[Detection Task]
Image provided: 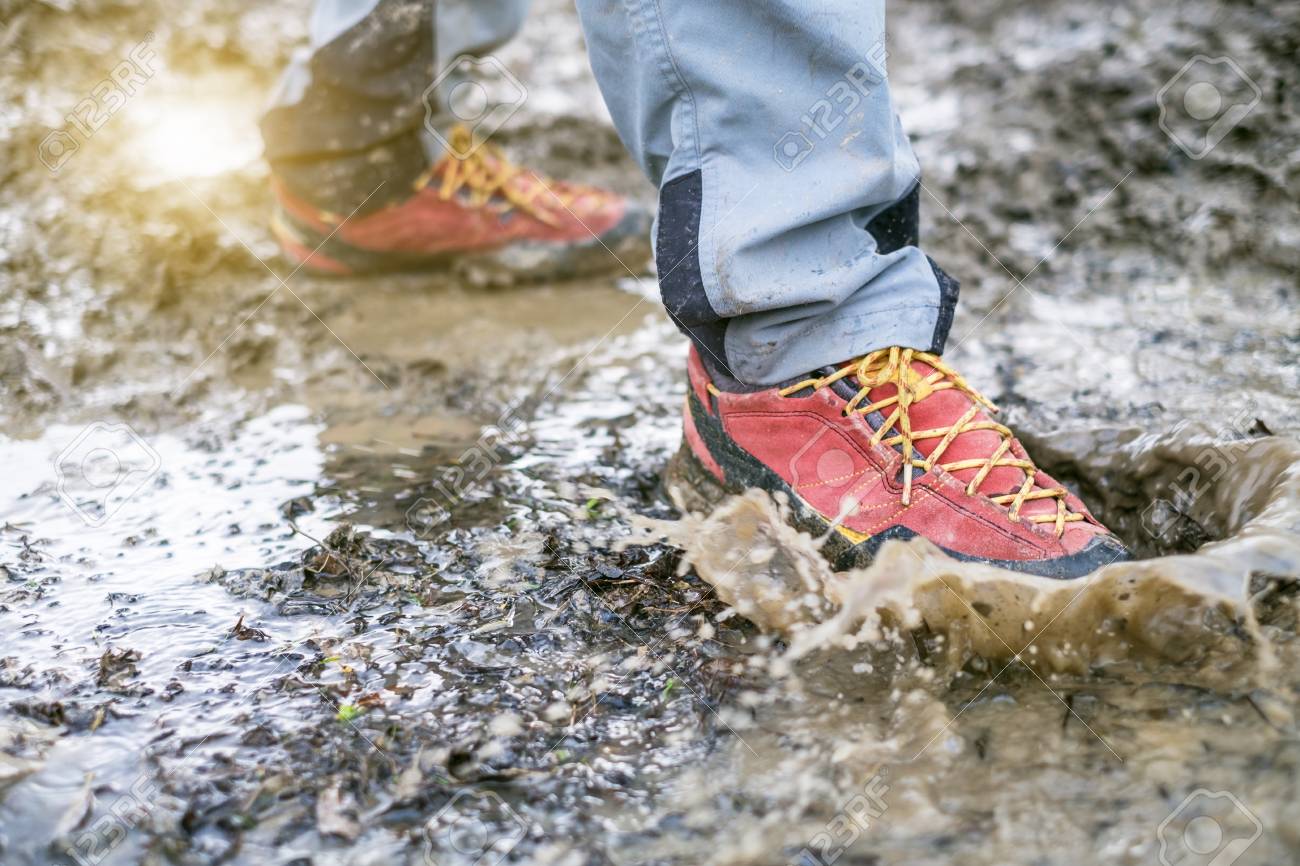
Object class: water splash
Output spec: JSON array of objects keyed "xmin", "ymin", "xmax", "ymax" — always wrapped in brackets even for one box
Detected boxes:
[{"xmin": 634, "ymin": 424, "xmax": 1300, "ymax": 681}]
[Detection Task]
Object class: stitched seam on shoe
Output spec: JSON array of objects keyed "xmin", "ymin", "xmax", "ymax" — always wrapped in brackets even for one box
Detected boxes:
[
  {"xmin": 832, "ymin": 498, "xmax": 895, "ymax": 517},
  {"xmin": 794, "ymin": 467, "xmax": 874, "ymax": 491},
  {"xmin": 722, "ymin": 410, "xmax": 894, "ymax": 462},
  {"xmin": 924, "ymin": 479, "xmax": 1053, "ymax": 556},
  {"xmin": 859, "ymin": 490, "xmax": 929, "ymax": 537}
]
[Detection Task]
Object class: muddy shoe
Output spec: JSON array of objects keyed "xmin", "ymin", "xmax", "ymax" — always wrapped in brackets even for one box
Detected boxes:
[
  {"xmin": 666, "ymin": 345, "xmax": 1130, "ymax": 578},
  {"xmin": 270, "ymin": 125, "xmax": 651, "ymax": 280}
]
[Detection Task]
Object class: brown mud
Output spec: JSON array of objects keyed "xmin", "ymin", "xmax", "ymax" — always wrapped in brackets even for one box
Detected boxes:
[{"xmin": 1, "ymin": 1, "xmax": 1299, "ymax": 865}]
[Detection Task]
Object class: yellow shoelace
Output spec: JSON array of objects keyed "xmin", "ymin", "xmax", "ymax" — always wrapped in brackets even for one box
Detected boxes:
[
  {"xmin": 777, "ymin": 346, "xmax": 1082, "ymax": 537},
  {"xmin": 413, "ymin": 125, "xmax": 575, "ymax": 226}
]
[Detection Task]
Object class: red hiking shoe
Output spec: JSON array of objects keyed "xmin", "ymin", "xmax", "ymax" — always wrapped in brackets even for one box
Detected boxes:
[
  {"xmin": 668, "ymin": 345, "xmax": 1130, "ymax": 578},
  {"xmin": 270, "ymin": 125, "xmax": 651, "ymax": 279}
]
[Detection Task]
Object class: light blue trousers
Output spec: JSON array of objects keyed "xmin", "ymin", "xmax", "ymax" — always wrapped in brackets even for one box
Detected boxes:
[{"xmin": 267, "ymin": 0, "xmax": 957, "ymax": 385}]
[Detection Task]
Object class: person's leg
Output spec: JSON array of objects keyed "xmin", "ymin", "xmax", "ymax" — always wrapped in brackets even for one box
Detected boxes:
[
  {"xmin": 576, "ymin": 0, "xmax": 1127, "ymax": 578},
  {"xmin": 261, "ymin": 0, "xmax": 530, "ymax": 216},
  {"xmin": 259, "ymin": 0, "xmax": 650, "ymax": 279},
  {"xmin": 575, "ymin": 0, "xmax": 956, "ymax": 386}
]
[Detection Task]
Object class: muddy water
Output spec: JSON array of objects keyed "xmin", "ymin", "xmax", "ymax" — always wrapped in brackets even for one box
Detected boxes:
[
  {"xmin": 649, "ymin": 428, "xmax": 1300, "ymax": 675},
  {"xmin": 3, "ymin": 0, "xmax": 1300, "ymax": 864},
  {"xmin": 5, "ymin": 313, "xmax": 1300, "ymax": 866}
]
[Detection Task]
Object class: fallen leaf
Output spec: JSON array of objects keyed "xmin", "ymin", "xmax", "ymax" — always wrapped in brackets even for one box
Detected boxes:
[
  {"xmin": 316, "ymin": 783, "xmax": 360, "ymax": 840},
  {"xmin": 54, "ymin": 773, "xmax": 96, "ymax": 837}
]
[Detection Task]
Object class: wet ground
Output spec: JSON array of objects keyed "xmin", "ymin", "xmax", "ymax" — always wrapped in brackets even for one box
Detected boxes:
[{"xmin": 2, "ymin": 1, "xmax": 1299, "ymax": 864}]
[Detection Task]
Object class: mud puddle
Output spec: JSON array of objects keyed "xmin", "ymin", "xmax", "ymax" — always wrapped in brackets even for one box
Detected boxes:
[
  {"xmin": 5, "ymin": 314, "xmax": 1300, "ymax": 866},
  {"xmin": 3, "ymin": 0, "xmax": 1300, "ymax": 864}
]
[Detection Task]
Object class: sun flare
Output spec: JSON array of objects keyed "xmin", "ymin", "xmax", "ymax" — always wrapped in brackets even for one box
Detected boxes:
[{"xmin": 125, "ymin": 85, "xmax": 262, "ymax": 183}]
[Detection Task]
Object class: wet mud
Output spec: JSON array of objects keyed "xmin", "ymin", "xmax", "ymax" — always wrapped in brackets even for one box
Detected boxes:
[{"xmin": 2, "ymin": 0, "xmax": 1299, "ymax": 865}]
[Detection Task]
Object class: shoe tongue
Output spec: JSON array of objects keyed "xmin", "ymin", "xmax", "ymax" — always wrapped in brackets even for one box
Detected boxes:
[{"xmin": 860, "ymin": 359, "xmax": 1058, "ymax": 519}]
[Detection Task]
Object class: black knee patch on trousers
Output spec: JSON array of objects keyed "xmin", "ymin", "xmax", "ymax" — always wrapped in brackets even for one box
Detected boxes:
[
  {"xmin": 865, "ymin": 182, "xmax": 920, "ymax": 254},
  {"xmin": 657, "ymin": 170, "xmax": 729, "ymax": 371},
  {"xmin": 927, "ymin": 257, "xmax": 960, "ymax": 354},
  {"xmin": 867, "ymin": 182, "xmax": 960, "ymax": 355},
  {"xmin": 657, "ymin": 173, "xmax": 960, "ymax": 372}
]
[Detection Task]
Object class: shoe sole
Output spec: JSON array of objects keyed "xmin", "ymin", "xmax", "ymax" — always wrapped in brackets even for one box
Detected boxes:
[{"xmin": 271, "ymin": 203, "xmax": 652, "ymax": 283}]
